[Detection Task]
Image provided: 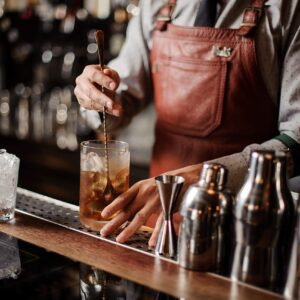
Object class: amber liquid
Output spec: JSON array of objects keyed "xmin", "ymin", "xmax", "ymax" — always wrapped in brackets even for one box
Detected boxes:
[{"xmin": 80, "ymin": 168, "xmax": 129, "ymax": 230}]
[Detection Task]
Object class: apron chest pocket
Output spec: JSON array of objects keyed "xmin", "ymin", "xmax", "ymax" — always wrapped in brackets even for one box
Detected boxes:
[{"xmin": 154, "ymin": 58, "xmax": 227, "ymax": 137}]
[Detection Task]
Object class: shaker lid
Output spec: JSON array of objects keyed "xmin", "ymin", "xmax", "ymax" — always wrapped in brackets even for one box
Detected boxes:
[
  {"xmin": 180, "ymin": 163, "xmax": 229, "ymax": 219},
  {"xmin": 198, "ymin": 163, "xmax": 228, "ymax": 189}
]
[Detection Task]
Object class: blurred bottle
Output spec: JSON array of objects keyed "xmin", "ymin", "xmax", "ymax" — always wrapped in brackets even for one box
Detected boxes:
[
  {"xmin": 0, "ymin": 90, "xmax": 11, "ymax": 135},
  {"xmin": 0, "ymin": 0, "xmax": 7, "ymax": 90},
  {"xmin": 4, "ymin": 0, "xmax": 27, "ymax": 12},
  {"xmin": 178, "ymin": 163, "xmax": 232, "ymax": 273},
  {"xmin": 231, "ymin": 150, "xmax": 293, "ymax": 290},
  {"xmin": 83, "ymin": 0, "xmax": 110, "ymax": 19},
  {"xmin": 109, "ymin": 0, "xmax": 130, "ymax": 57},
  {"xmin": 44, "ymin": 87, "xmax": 60, "ymax": 140},
  {"xmin": 15, "ymin": 85, "xmax": 30, "ymax": 140},
  {"xmin": 66, "ymin": 101, "xmax": 79, "ymax": 151},
  {"xmin": 55, "ymin": 85, "xmax": 78, "ymax": 150},
  {"xmin": 30, "ymin": 83, "xmax": 44, "ymax": 141}
]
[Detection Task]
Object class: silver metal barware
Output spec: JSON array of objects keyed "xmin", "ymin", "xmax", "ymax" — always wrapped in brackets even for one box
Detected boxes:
[
  {"xmin": 177, "ymin": 163, "xmax": 232, "ymax": 272},
  {"xmin": 155, "ymin": 175, "xmax": 185, "ymax": 258},
  {"xmin": 284, "ymin": 196, "xmax": 300, "ymax": 299},
  {"xmin": 231, "ymin": 150, "xmax": 294, "ymax": 291}
]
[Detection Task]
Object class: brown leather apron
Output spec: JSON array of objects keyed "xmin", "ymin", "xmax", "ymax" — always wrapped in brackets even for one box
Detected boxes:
[{"xmin": 150, "ymin": 0, "xmax": 278, "ymax": 177}]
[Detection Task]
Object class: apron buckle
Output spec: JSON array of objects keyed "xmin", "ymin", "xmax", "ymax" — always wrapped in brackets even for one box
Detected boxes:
[
  {"xmin": 156, "ymin": 16, "xmax": 172, "ymax": 22},
  {"xmin": 241, "ymin": 7, "xmax": 262, "ymax": 27},
  {"xmin": 156, "ymin": 2, "xmax": 176, "ymax": 22}
]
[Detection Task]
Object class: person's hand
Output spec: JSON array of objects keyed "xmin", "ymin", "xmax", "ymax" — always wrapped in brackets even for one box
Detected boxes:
[
  {"xmin": 74, "ymin": 65, "xmax": 122, "ymax": 116},
  {"xmin": 100, "ymin": 178, "xmax": 161, "ymax": 243},
  {"xmin": 100, "ymin": 163, "xmax": 202, "ymax": 247}
]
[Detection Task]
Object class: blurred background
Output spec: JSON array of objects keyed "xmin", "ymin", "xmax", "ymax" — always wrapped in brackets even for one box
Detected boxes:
[{"xmin": 0, "ymin": 0, "xmax": 155, "ymax": 204}]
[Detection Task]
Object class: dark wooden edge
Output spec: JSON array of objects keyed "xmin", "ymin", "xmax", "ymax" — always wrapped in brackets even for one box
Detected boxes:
[{"xmin": 0, "ymin": 213, "xmax": 284, "ymax": 300}]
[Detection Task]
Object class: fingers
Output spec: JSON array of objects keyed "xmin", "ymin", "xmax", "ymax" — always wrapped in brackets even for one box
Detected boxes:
[
  {"xmin": 103, "ymin": 68, "xmax": 120, "ymax": 87},
  {"xmin": 99, "ymin": 176, "xmax": 163, "ymax": 244},
  {"xmin": 100, "ymin": 210, "xmax": 131, "ymax": 238},
  {"xmin": 75, "ymin": 77, "xmax": 113, "ymax": 111},
  {"xmin": 115, "ymin": 202, "xmax": 157, "ymax": 243},
  {"xmin": 84, "ymin": 65, "xmax": 118, "ymax": 91},
  {"xmin": 100, "ymin": 184, "xmax": 139, "ymax": 237},
  {"xmin": 115, "ymin": 212, "xmax": 147, "ymax": 243},
  {"xmin": 148, "ymin": 213, "xmax": 163, "ymax": 248},
  {"xmin": 74, "ymin": 65, "xmax": 122, "ymax": 116},
  {"xmin": 101, "ymin": 184, "xmax": 139, "ymax": 218},
  {"xmin": 100, "ymin": 179, "xmax": 161, "ymax": 243}
]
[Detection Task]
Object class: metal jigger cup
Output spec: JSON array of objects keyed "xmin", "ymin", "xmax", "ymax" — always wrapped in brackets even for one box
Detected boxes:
[{"xmin": 155, "ymin": 175, "xmax": 185, "ymax": 258}]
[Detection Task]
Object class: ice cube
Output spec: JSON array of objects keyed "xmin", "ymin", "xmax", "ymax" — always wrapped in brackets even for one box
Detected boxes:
[
  {"xmin": 81, "ymin": 152, "xmax": 104, "ymax": 172},
  {"xmin": 109, "ymin": 153, "xmax": 129, "ymax": 174}
]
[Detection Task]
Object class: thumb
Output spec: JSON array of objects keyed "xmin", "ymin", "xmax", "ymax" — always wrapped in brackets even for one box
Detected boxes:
[{"xmin": 103, "ymin": 67, "xmax": 120, "ymax": 87}]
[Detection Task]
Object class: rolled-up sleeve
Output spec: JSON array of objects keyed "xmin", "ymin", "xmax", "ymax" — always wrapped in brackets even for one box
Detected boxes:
[
  {"xmin": 209, "ymin": 2, "xmax": 300, "ymax": 193},
  {"xmin": 278, "ymin": 15, "xmax": 300, "ymax": 143},
  {"xmin": 107, "ymin": 0, "xmax": 160, "ymax": 129}
]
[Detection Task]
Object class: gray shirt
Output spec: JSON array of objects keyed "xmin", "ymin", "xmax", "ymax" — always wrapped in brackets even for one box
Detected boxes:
[{"xmin": 89, "ymin": 0, "xmax": 300, "ymax": 192}]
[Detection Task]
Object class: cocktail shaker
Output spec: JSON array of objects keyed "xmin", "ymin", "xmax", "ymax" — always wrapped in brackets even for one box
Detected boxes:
[
  {"xmin": 177, "ymin": 163, "xmax": 232, "ymax": 273},
  {"xmin": 275, "ymin": 153, "xmax": 296, "ymax": 290},
  {"xmin": 284, "ymin": 194, "xmax": 300, "ymax": 299},
  {"xmin": 231, "ymin": 150, "xmax": 294, "ymax": 290},
  {"xmin": 214, "ymin": 166, "xmax": 234, "ymax": 275}
]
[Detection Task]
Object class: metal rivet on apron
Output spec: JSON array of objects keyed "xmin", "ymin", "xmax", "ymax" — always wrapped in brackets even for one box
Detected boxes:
[{"xmin": 213, "ymin": 46, "xmax": 232, "ymax": 58}]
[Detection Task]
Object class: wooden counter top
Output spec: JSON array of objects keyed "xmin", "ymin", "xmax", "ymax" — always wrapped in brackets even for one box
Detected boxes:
[{"xmin": 0, "ymin": 213, "xmax": 283, "ymax": 300}]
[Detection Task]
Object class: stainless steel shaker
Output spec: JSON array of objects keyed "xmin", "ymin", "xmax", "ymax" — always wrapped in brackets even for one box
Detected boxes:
[
  {"xmin": 214, "ymin": 165, "xmax": 234, "ymax": 275},
  {"xmin": 284, "ymin": 194, "xmax": 300, "ymax": 299},
  {"xmin": 231, "ymin": 150, "xmax": 294, "ymax": 290},
  {"xmin": 177, "ymin": 163, "xmax": 232, "ymax": 273},
  {"xmin": 275, "ymin": 152, "xmax": 296, "ymax": 290}
]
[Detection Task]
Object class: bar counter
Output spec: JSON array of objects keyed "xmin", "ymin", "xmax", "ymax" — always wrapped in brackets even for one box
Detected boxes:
[{"xmin": 0, "ymin": 190, "xmax": 284, "ymax": 300}]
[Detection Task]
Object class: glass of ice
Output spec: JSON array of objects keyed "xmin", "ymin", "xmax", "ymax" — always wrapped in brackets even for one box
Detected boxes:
[
  {"xmin": 0, "ymin": 149, "xmax": 20, "ymax": 222},
  {"xmin": 80, "ymin": 140, "xmax": 130, "ymax": 231}
]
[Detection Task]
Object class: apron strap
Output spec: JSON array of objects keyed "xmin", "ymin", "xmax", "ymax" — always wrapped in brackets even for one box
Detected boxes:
[
  {"xmin": 154, "ymin": 0, "xmax": 267, "ymax": 34},
  {"xmin": 238, "ymin": 0, "xmax": 268, "ymax": 36},
  {"xmin": 154, "ymin": 0, "xmax": 177, "ymax": 31}
]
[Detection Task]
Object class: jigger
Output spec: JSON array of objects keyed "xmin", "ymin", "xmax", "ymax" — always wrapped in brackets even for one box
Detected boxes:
[{"xmin": 155, "ymin": 175, "xmax": 185, "ymax": 258}]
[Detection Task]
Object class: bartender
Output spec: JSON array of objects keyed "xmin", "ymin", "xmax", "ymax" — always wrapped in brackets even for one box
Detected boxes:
[{"xmin": 75, "ymin": 0, "xmax": 300, "ymax": 245}]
